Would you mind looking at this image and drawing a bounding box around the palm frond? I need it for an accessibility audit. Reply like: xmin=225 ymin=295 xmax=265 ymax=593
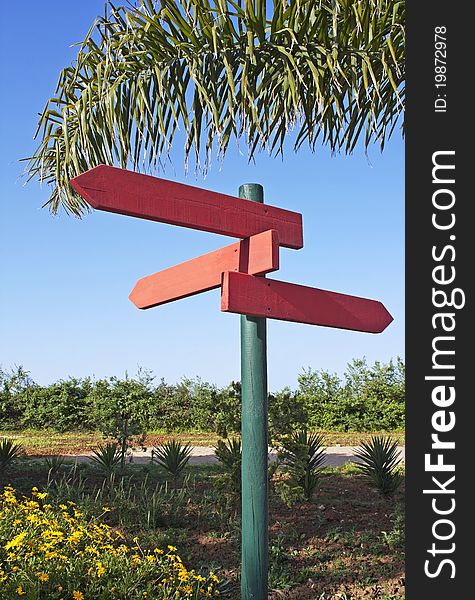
xmin=25 ymin=0 xmax=405 ymax=216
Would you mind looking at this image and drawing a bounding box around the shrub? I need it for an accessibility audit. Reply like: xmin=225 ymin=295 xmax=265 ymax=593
xmin=22 ymin=378 xmax=95 ymax=431
xmin=298 ymin=357 xmax=405 ymax=431
xmin=92 ymin=372 xmax=153 ymax=471
xmin=1 ymin=357 xmax=405 ymax=434
xmin=268 ymin=388 xmax=308 ymax=443
xmin=0 ymin=486 xmax=221 ymax=598
xmin=0 ymin=366 xmax=34 ymax=428
xmin=354 ymin=435 xmax=403 ymax=497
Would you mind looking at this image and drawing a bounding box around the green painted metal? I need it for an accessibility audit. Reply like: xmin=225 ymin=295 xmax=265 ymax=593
xmin=239 ymin=183 xmax=269 ymax=600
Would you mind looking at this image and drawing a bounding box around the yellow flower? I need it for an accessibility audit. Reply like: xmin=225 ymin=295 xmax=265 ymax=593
xmin=36 ymin=572 xmax=49 ymax=583
xmin=5 ymin=531 xmax=27 ymax=550
xmin=72 ymin=592 xmax=84 ymax=600
xmin=101 ymin=506 xmax=111 ymax=512
xmin=16 ymin=586 xmax=26 ymax=596
xmin=96 ymin=561 xmax=106 ymax=577
xmin=167 ymin=545 xmax=177 ymax=551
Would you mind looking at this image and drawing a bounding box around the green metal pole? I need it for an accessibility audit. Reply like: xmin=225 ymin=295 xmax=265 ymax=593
xmin=239 ymin=183 xmax=268 ymax=600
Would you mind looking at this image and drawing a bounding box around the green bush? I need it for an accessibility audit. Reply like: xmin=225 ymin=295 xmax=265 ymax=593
xmin=268 ymin=387 xmax=308 ymax=442
xmin=298 ymin=357 xmax=405 ymax=432
xmin=91 ymin=372 xmax=153 ymax=470
xmin=21 ymin=378 xmax=95 ymax=431
xmin=0 ymin=358 xmax=405 ymax=435
xmin=0 ymin=366 xmax=35 ymax=428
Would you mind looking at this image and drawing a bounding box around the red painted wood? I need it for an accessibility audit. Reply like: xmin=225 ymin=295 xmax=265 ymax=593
xmin=70 ymin=165 xmax=303 ymax=249
xmin=130 ymin=230 xmax=279 ymax=309
xmin=221 ymin=272 xmax=393 ymax=333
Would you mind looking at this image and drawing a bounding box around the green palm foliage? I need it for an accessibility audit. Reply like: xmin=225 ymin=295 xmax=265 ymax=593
xmin=25 ymin=0 xmax=404 ymax=216
xmin=354 ymin=435 xmax=402 ymax=497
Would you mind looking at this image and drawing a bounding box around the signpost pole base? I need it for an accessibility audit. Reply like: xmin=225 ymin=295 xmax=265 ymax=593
xmin=239 ymin=183 xmax=269 ymax=600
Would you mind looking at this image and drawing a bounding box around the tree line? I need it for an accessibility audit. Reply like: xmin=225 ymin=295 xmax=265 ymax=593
xmin=0 ymin=358 xmax=405 ymax=437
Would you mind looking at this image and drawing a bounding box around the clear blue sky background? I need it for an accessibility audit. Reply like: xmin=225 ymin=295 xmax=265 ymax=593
xmin=0 ymin=1 xmax=404 ymax=391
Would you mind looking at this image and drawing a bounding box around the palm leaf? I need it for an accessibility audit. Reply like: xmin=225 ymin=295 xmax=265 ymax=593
xmin=24 ymin=0 xmax=405 ymax=216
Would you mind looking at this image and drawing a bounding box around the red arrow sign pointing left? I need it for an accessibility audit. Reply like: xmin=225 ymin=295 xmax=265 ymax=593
xmin=130 ymin=230 xmax=279 ymax=309
xmin=71 ymin=165 xmax=303 ymax=249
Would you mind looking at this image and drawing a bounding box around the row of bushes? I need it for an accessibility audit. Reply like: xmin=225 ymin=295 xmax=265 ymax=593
xmin=0 ymin=358 xmax=405 ymax=436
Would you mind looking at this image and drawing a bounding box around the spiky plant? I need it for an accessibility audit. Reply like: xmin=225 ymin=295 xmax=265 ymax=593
xmin=25 ymin=0 xmax=404 ymax=216
xmin=90 ymin=442 xmax=122 ymax=478
xmin=354 ymin=435 xmax=402 ymax=497
xmin=0 ymin=438 xmax=24 ymax=476
xmin=279 ymin=430 xmax=326 ymax=500
xmin=153 ymin=440 xmax=192 ymax=485
xmin=214 ymin=437 xmax=242 ymax=489
xmin=45 ymin=455 xmax=66 ymax=480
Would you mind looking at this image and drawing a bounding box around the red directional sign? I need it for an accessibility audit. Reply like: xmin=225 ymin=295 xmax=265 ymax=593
xmin=71 ymin=166 xmax=392 ymax=335
xmin=221 ymin=272 xmax=393 ymax=333
xmin=71 ymin=165 xmax=303 ymax=249
xmin=130 ymin=230 xmax=279 ymax=309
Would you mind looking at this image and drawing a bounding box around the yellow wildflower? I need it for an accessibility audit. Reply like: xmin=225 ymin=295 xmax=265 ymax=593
xmin=36 ymin=572 xmax=49 ymax=583
xmin=72 ymin=592 xmax=84 ymax=600
xmin=16 ymin=586 xmax=26 ymax=596
xmin=5 ymin=531 xmax=27 ymax=550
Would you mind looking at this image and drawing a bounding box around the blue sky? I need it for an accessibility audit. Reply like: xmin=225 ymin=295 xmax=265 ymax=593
xmin=0 ymin=1 xmax=404 ymax=391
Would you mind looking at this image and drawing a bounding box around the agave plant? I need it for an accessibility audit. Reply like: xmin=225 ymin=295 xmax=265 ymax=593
xmin=354 ymin=435 xmax=402 ymax=497
xmin=45 ymin=455 xmax=66 ymax=480
xmin=214 ymin=437 xmax=242 ymax=490
xmin=0 ymin=438 xmax=23 ymax=476
xmin=214 ymin=438 xmax=242 ymax=471
xmin=278 ymin=430 xmax=326 ymax=500
xmin=90 ymin=442 xmax=122 ymax=478
xmin=153 ymin=440 xmax=192 ymax=485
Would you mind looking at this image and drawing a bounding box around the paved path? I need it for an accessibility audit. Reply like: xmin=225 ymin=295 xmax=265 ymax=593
xmin=33 ymin=446 xmax=405 ymax=467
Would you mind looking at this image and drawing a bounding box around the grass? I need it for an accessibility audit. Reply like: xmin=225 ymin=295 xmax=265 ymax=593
xmin=1 ymin=429 xmax=405 ymax=456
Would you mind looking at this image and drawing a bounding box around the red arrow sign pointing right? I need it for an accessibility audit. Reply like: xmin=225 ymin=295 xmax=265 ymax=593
xmin=221 ymin=272 xmax=393 ymax=333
